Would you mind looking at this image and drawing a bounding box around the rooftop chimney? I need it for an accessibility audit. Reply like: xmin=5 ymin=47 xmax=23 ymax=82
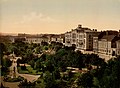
xmin=78 ymin=24 xmax=82 ymax=28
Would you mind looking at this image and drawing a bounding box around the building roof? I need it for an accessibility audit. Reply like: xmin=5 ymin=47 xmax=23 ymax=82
xmin=26 ymin=35 xmax=48 ymax=39
xmin=98 ymin=30 xmax=118 ymax=39
xmin=100 ymin=35 xmax=116 ymax=41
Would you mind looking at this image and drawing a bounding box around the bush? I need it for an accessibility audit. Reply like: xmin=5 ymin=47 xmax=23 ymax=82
xmin=3 ymin=76 xmax=24 ymax=82
xmin=21 ymin=65 xmax=26 ymax=70
xmin=44 ymin=46 xmax=48 ymax=50
xmin=18 ymin=79 xmax=36 ymax=88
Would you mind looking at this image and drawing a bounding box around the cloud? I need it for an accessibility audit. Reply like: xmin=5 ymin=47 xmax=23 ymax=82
xmin=20 ymin=12 xmax=56 ymax=24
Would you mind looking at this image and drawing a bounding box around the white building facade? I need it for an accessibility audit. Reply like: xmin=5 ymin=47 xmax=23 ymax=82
xmin=65 ymin=25 xmax=98 ymax=51
xmin=116 ymin=40 xmax=120 ymax=55
xmin=25 ymin=36 xmax=48 ymax=44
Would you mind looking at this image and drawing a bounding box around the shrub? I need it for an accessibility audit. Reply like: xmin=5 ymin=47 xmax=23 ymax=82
xmin=3 ymin=76 xmax=24 ymax=82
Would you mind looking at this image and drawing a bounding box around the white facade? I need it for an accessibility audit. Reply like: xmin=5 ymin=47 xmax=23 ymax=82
xmin=50 ymin=34 xmax=65 ymax=44
xmin=65 ymin=25 xmax=98 ymax=51
xmin=98 ymin=39 xmax=112 ymax=55
xmin=25 ymin=37 xmax=48 ymax=44
xmin=93 ymin=37 xmax=98 ymax=53
xmin=65 ymin=32 xmax=71 ymax=47
xmin=116 ymin=40 xmax=120 ymax=55
xmin=93 ymin=34 xmax=120 ymax=56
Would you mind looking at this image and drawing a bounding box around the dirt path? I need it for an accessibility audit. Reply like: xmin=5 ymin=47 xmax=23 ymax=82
xmin=4 ymin=55 xmax=40 ymax=88
xmin=1 ymin=76 xmax=19 ymax=88
xmin=19 ymin=74 xmax=40 ymax=82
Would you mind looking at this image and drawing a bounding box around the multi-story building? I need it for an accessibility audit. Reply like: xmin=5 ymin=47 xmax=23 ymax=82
xmin=56 ymin=34 xmax=65 ymax=44
xmin=49 ymin=34 xmax=65 ymax=44
xmin=65 ymin=24 xmax=98 ymax=51
xmin=24 ymin=33 xmax=65 ymax=45
xmin=93 ymin=30 xmax=120 ymax=56
xmin=25 ymin=36 xmax=48 ymax=44
xmin=93 ymin=37 xmax=99 ymax=53
xmin=116 ymin=40 xmax=120 ymax=55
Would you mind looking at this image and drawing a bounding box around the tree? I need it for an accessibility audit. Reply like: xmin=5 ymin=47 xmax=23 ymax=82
xmin=45 ymin=60 xmax=54 ymax=72
xmin=41 ymin=41 xmax=48 ymax=46
xmin=35 ymin=46 xmax=42 ymax=54
xmin=77 ymin=72 xmax=93 ymax=88
xmin=28 ymin=60 xmax=35 ymax=68
xmin=43 ymin=71 xmax=57 ymax=88
xmin=52 ymin=68 xmax=61 ymax=79
xmin=71 ymin=44 xmax=76 ymax=51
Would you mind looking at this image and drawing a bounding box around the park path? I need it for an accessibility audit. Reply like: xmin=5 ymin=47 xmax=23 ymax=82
xmin=2 ymin=54 xmax=40 ymax=88
xmin=9 ymin=56 xmax=40 ymax=82
xmin=19 ymin=74 xmax=40 ymax=82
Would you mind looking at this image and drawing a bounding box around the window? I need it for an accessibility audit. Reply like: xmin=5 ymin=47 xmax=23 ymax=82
xmin=72 ymin=39 xmax=76 ymax=43
xmin=89 ymin=35 xmax=91 ymax=38
xmin=79 ymin=35 xmax=83 ymax=38
xmin=72 ymin=33 xmax=76 ymax=38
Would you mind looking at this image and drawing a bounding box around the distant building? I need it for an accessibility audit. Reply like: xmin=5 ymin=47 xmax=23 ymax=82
xmin=93 ymin=37 xmax=99 ymax=53
xmin=25 ymin=36 xmax=48 ymax=44
xmin=0 ymin=35 xmax=26 ymax=43
xmin=65 ymin=24 xmax=98 ymax=51
xmin=116 ymin=40 xmax=120 ymax=56
xmin=93 ymin=30 xmax=120 ymax=56
xmin=24 ymin=33 xmax=65 ymax=45
xmin=48 ymin=34 xmax=65 ymax=44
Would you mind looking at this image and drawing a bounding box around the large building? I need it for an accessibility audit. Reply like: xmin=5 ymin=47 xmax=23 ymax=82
xmin=116 ymin=40 xmax=120 ymax=55
xmin=18 ymin=33 xmax=65 ymax=44
xmin=25 ymin=35 xmax=48 ymax=44
xmin=65 ymin=24 xmax=98 ymax=51
xmin=49 ymin=34 xmax=65 ymax=44
xmin=93 ymin=30 xmax=120 ymax=56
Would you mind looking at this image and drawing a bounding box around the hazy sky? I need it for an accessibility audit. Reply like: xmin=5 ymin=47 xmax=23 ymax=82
xmin=1 ymin=0 xmax=120 ymax=34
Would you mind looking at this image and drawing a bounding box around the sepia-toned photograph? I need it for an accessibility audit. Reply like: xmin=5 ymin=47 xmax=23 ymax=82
xmin=0 ymin=0 xmax=120 ymax=88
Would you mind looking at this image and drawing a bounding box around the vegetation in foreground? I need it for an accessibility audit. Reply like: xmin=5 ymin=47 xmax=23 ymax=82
xmin=1 ymin=39 xmax=120 ymax=88
xmin=3 ymin=76 xmax=24 ymax=82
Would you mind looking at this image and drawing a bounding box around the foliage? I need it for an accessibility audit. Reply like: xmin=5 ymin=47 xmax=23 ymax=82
xmin=3 ymin=76 xmax=24 ymax=82
xmin=18 ymin=79 xmax=36 ymax=88
xmin=41 ymin=41 xmax=48 ymax=46
xmin=1 ymin=40 xmax=120 ymax=88
xmin=1 ymin=43 xmax=12 ymax=76
xmin=18 ymin=66 xmax=42 ymax=75
xmin=77 ymin=72 xmax=93 ymax=88
xmin=28 ymin=59 xmax=35 ymax=68
xmin=21 ymin=64 xmax=26 ymax=70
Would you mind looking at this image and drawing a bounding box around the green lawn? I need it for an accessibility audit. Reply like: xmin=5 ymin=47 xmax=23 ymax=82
xmin=18 ymin=66 xmax=42 ymax=75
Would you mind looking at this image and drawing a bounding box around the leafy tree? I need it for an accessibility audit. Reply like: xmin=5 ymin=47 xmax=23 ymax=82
xmin=43 ymin=71 xmax=57 ymax=88
xmin=71 ymin=44 xmax=76 ymax=51
xmin=35 ymin=46 xmax=42 ymax=54
xmin=44 ymin=46 xmax=48 ymax=50
xmin=34 ymin=59 xmax=42 ymax=71
xmin=77 ymin=72 xmax=93 ymax=88
xmin=28 ymin=60 xmax=35 ymax=68
xmin=45 ymin=60 xmax=54 ymax=72
xmin=41 ymin=41 xmax=48 ymax=46
xmin=2 ymin=57 xmax=12 ymax=67
xmin=52 ymin=68 xmax=61 ymax=79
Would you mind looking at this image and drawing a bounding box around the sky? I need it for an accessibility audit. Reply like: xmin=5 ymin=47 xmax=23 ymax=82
xmin=1 ymin=0 xmax=120 ymax=34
